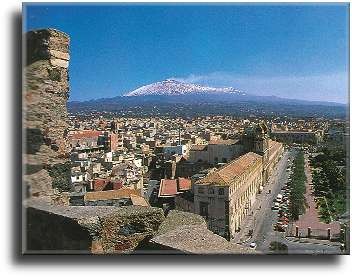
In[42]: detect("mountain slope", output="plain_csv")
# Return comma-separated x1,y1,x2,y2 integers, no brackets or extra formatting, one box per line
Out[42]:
124,79,245,96
68,80,347,118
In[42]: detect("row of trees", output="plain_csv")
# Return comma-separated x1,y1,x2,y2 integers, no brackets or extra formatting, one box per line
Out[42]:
289,150,307,221
310,147,347,223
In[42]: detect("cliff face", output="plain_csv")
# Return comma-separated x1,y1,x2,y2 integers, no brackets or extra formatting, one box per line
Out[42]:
24,29,71,198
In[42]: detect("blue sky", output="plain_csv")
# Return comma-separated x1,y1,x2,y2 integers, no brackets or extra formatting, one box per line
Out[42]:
24,3,349,103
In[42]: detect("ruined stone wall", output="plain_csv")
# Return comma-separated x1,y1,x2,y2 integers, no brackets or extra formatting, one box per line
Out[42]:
24,29,71,199
25,199,165,254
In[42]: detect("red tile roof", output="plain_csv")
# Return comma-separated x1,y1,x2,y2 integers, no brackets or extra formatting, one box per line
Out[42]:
158,178,192,197
112,181,123,190
177,178,192,191
69,130,103,140
93,179,109,191
196,152,262,186
159,179,178,197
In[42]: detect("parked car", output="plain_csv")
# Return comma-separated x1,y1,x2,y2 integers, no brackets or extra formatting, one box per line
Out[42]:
249,242,257,249
276,194,283,202
278,212,288,218
272,202,280,210
277,221,288,228
278,217,289,223
274,223,286,232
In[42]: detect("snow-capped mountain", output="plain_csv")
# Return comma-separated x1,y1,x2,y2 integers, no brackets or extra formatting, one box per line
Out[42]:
124,79,245,96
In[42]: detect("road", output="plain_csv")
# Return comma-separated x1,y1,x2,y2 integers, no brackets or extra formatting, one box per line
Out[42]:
233,148,341,254
232,149,293,245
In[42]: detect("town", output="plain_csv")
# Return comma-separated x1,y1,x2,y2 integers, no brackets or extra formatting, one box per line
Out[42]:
62,112,347,253
22,24,348,255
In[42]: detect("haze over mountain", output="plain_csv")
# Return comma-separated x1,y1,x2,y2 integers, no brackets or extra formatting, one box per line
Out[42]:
68,79,346,119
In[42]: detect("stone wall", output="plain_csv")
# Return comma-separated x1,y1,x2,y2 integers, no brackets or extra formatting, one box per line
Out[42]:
25,199,165,254
24,29,71,199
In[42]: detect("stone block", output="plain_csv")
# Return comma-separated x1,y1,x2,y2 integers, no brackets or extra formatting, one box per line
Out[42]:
24,199,165,254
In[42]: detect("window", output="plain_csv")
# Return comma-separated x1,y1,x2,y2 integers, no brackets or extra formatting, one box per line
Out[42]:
208,187,214,194
218,188,225,195
199,201,208,218
198,187,205,194
208,197,215,204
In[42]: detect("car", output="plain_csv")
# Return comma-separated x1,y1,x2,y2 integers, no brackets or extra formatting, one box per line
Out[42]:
278,217,289,222
277,221,288,228
274,224,286,232
249,242,257,249
276,222,288,229
278,212,288,218
276,194,283,202
272,203,280,210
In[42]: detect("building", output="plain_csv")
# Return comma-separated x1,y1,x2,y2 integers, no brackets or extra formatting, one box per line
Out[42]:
162,145,189,160
98,131,124,152
193,152,263,239
271,130,322,145
188,122,284,239
84,188,148,207
188,139,244,165
68,130,103,150
242,122,284,182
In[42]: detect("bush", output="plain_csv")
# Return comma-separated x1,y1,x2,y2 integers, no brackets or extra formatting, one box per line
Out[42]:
269,241,288,253
310,146,347,221
289,151,307,220
47,162,72,192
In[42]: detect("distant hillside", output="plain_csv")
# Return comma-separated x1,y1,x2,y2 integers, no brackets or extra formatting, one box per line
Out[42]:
68,93,347,119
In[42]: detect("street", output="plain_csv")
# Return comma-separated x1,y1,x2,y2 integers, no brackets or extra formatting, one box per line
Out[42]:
232,149,293,246
232,148,341,254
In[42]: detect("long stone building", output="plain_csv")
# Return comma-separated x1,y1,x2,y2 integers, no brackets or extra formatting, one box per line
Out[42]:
194,152,263,239
192,122,284,239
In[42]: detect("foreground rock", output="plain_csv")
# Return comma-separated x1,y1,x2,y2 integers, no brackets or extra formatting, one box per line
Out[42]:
25,199,165,254
156,210,207,235
148,210,258,254
152,225,258,254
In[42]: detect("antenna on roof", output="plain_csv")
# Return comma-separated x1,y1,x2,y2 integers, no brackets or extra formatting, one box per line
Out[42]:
178,126,181,146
